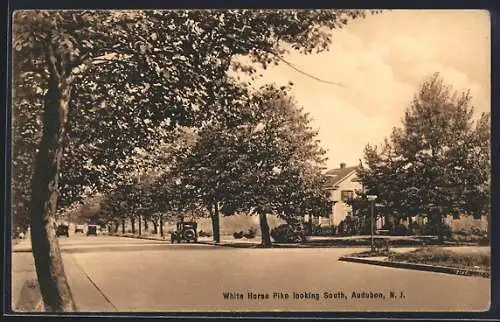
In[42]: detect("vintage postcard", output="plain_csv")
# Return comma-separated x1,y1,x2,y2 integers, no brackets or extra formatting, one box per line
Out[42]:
10,9,491,314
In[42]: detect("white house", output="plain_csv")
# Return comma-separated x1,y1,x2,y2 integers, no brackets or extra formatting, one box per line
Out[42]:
322,163,362,227
319,163,488,238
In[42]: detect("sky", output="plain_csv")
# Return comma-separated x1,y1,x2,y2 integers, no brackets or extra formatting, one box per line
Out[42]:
246,10,490,170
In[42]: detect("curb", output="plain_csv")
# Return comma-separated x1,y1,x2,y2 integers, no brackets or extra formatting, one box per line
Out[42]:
12,248,33,253
197,241,261,248
112,234,262,247
196,241,347,248
339,256,490,278
108,233,170,242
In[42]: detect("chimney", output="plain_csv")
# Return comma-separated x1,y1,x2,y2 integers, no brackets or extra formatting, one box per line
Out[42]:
340,163,346,169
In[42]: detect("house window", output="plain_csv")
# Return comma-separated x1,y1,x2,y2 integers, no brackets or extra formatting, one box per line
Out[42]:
341,190,354,202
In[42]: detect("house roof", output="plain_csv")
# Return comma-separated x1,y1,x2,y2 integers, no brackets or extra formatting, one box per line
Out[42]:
324,165,359,189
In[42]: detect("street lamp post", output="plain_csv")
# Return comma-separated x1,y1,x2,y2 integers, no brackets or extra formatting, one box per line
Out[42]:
367,195,378,252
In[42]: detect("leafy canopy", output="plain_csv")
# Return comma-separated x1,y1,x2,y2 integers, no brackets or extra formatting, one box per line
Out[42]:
357,73,490,218
12,9,368,213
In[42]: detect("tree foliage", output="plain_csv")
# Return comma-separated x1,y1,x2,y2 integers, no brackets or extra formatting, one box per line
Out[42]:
12,9,367,217
12,9,368,310
357,73,491,228
178,85,331,245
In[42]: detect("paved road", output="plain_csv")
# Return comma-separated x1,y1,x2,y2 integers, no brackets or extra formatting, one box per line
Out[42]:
12,235,490,312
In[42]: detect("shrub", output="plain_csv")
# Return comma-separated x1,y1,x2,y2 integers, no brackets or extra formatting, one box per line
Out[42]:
270,224,304,243
453,226,488,240
312,226,335,236
233,231,244,239
244,228,257,239
478,237,490,246
382,221,394,232
391,224,409,236
421,222,452,239
198,230,212,237
408,221,422,235
441,223,452,239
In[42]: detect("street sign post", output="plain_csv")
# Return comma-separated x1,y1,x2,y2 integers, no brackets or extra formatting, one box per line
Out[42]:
367,195,378,251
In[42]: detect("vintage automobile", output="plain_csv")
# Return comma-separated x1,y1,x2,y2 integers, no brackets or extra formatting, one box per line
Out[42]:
56,224,70,237
171,221,198,243
75,224,85,234
87,225,99,236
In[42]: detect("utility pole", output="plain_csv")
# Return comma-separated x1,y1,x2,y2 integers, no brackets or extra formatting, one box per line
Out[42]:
367,195,377,252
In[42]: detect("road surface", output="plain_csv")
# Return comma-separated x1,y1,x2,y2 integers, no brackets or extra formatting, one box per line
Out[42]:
12,235,490,312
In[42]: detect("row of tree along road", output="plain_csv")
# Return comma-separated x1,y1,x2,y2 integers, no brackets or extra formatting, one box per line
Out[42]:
12,9,370,311
11,10,490,312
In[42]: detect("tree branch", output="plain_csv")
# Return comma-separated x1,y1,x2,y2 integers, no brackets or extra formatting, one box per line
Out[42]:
45,45,61,81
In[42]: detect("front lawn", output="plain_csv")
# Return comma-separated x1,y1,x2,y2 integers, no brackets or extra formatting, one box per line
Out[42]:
388,247,490,271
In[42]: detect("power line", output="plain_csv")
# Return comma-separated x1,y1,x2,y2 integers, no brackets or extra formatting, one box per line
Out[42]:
277,56,346,87
263,49,346,87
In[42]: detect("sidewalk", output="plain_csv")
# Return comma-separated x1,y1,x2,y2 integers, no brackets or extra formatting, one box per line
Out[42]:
12,237,33,252
62,254,117,312
11,237,117,312
11,250,42,312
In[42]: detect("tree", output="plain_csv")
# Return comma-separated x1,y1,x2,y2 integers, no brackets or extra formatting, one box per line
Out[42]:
358,73,491,240
13,9,366,311
235,86,330,246
177,116,248,243
181,85,330,246
96,126,196,236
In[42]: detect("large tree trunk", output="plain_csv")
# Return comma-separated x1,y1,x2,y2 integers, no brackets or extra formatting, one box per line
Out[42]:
131,216,136,234
259,213,272,248
114,221,119,233
29,74,75,312
144,217,148,232
211,203,220,244
121,218,125,234
437,213,444,243
307,215,313,236
152,218,158,235
487,212,490,243
159,215,164,237
138,215,142,236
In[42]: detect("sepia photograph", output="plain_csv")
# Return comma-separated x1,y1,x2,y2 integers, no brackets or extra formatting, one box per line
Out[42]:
9,9,491,314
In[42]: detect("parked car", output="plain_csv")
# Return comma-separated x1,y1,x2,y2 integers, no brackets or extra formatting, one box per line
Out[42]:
171,221,198,243
56,224,70,237
87,225,98,236
75,224,85,234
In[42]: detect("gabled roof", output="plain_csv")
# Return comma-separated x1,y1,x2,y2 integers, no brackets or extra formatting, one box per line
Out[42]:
324,165,359,189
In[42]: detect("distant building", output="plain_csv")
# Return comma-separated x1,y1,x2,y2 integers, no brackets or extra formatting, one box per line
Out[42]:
322,163,362,227
320,163,488,239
